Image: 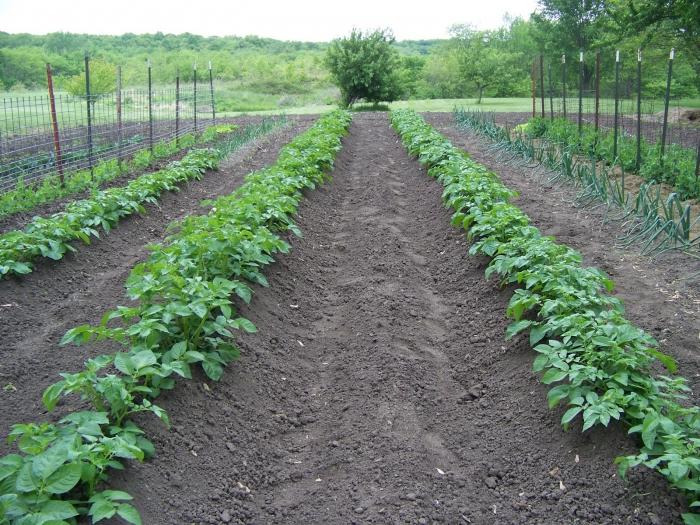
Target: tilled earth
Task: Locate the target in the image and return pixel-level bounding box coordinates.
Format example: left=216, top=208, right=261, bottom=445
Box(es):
left=1, top=112, right=694, bottom=524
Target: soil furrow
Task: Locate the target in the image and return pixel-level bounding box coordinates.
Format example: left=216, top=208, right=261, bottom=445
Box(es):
left=110, top=113, right=681, bottom=524
left=0, top=117, right=315, bottom=447
left=423, top=112, right=700, bottom=397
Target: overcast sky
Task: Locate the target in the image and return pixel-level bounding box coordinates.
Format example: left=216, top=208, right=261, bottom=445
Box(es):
left=0, top=0, right=539, bottom=41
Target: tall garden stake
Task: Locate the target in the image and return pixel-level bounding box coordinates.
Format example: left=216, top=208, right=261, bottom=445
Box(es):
left=578, top=51, right=583, bottom=135
left=561, top=54, right=567, bottom=119
left=193, top=62, right=198, bottom=134
left=147, top=59, right=153, bottom=156
left=116, top=65, right=123, bottom=166
left=84, top=52, right=94, bottom=180
left=613, top=50, right=620, bottom=160
left=209, top=61, right=215, bottom=124
left=660, top=48, right=674, bottom=161
left=636, top=49, right=642, bottom=171
left=46, top=63, right=64, bottom=186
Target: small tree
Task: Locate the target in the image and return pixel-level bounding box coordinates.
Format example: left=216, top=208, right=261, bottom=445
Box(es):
left=450, top=26, right=519, bottom=104
left=325, top=29, right=403, bottom=107
left=63, top=59, right=116, bottom=110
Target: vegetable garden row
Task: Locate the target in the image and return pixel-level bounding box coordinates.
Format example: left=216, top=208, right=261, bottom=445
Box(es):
left=1, top=109, right=698, bottom=524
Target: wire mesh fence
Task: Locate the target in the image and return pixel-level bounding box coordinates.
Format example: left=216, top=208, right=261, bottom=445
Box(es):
left=0, top=57, right=217, bottom=193
left=526, top=48, right=700, bottom=177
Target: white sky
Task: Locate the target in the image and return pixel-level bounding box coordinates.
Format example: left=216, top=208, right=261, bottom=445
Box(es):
left=0, top=0, right=539, bottom=41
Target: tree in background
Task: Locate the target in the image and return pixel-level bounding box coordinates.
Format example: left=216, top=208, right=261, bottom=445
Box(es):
left=449, top=26, right=521, bottom=103
left=62, top=60, right=116, bottom=111
left=324, top=29, right=404, bottom=107
left=606, top=0, right=700, bottom=80
left=533, top=0, right=606, bottom=52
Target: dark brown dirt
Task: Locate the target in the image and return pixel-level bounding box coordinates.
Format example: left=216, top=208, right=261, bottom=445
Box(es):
left=95, top=113, right=685, bottom=524
left=0, top=116, right=284, bottom=234
left=0, top=116, right=316, bottom=445
left=425, top=112, right=700, bottom=397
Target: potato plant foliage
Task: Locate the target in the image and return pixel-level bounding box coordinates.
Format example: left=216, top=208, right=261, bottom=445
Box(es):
left=0, top=110, right=352, bottom=524
left=0, top=119, right=282, bottom=279
left=390, top=109, right=700, bottom=524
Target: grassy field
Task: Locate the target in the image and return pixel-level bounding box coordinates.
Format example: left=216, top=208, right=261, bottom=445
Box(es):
left=219, top=96, right=700, bottom=116
left=3, top=82, right=699, bottom=130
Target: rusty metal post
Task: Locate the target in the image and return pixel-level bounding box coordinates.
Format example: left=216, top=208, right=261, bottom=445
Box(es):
left=562, top=54, right=567, bottom=119
left=594, top=51, right=600, bottom=132
left=539, top=54, right=545, bottom=118
left=84, top=52, right=94, bottom=179
left=116, top=65, right=123, bottom=165
left=208, top=60, right=215, bottom=124
left=46, top=63, right=64, bottom=186
left=175, top=69, right=180, bottom=147
left=660, top=48, right=674, bottom=159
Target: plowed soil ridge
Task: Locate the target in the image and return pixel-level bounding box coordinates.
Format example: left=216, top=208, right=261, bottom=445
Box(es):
left=106, top=113, right=683, bottom=524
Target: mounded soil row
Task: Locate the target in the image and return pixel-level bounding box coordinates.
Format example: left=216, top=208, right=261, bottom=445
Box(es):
left=424, top=112, right=700, bottom=396
left=0, top=115, right=316, bottom=445
left=96, top=112, right=687, bottom=524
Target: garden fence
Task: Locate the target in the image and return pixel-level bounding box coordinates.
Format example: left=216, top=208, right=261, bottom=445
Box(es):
left=0, top=55, right=217, bottom=193
left=525, top=48, right=700, bottom=179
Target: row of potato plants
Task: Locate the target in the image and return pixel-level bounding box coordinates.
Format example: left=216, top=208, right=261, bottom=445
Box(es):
left=0, top=110, right=353, bottom=524
left=0, top=123, right=238, bottom=220
left=390, top=108, right=700, bottom=524
left=0, top=118, right=284, bottom=279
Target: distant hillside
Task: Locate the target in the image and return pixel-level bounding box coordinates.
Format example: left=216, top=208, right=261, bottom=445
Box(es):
left=0, top=31, right=442, bottom=90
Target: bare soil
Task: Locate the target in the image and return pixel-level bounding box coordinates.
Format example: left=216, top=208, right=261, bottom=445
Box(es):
left=0, top=116, right=316, bottom=443
left=0, top=112, right=694, bottom=524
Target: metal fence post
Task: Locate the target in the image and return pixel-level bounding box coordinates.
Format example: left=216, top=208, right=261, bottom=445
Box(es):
left=147, top=59, right=153, bottom=156
left=46, top=63, right=64, bottom=186
left=531, top=59, right=536, bottom=119
left=578, top=51, right=583, bottom=134
left=193, top=62, right=198, bottom=134
left=613, top=50, right=620, bottom=159
left=116, top=65, right=123, bottom=166
left=539, top=54, right=545, bottom=118
left=594, top=51, right=600, bottom=132
left=548, top=61, right=554, bottom=120
left=208, top=61, right=215, bottom=124
left=175, top=69, right=180, bottom=147
left=636, top=49, right=642, bottom=170
left=561, top=54, right=567, bottom=119
left=695, top=138, right=700, bottom=184
left=84, top=51, right=94, bottom=179
left=660, top=48, right=674, bottom=159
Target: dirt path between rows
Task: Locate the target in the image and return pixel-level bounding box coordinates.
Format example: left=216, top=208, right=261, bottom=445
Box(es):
left=110, top=113, right=682, bottom=524
left=425, top=113, right=700, bottom=396
left=0, top=116, right=316, bottom=446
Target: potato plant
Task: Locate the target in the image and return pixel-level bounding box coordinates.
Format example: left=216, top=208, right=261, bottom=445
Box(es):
left=0, top=110, right=352, bottom=525
left=0, top=119, right=284, bottom=279
left=390, top=108, right=700, bottom=524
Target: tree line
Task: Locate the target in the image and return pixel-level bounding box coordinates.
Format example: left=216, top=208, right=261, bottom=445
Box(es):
left=1, top=0, right=698, bottom=105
